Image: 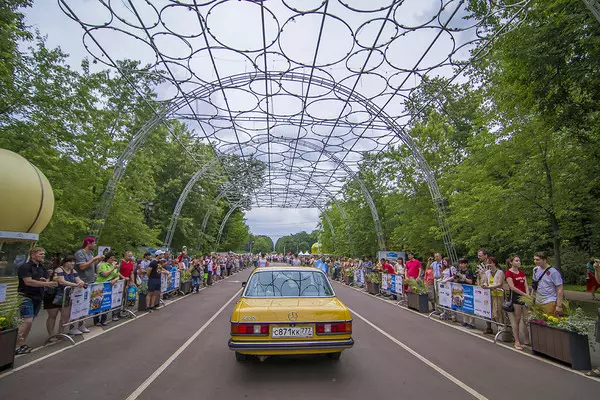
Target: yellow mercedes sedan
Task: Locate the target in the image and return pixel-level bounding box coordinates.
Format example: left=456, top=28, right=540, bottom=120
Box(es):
left=229, top=266, right=353, bottom=362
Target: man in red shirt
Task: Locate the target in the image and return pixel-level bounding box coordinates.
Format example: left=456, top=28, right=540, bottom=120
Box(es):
left=405, top=252, right=422, bottom=279
left=382, top=259, right=395, bottom=274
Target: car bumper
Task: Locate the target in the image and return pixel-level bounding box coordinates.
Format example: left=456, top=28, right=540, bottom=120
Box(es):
left=229, top=338, right=354, bottom=353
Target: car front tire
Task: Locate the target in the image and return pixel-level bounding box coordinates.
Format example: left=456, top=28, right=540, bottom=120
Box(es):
left=235, top=352, right=247, bottom=362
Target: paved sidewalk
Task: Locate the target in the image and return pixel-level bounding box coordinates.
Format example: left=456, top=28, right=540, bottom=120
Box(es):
left=565, top=290, right=600, bottom=304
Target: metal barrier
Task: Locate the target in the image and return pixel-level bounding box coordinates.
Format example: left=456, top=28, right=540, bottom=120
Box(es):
left=428, top=280, right=510, bottom=343
left=47, top=280, right=136, bottom=345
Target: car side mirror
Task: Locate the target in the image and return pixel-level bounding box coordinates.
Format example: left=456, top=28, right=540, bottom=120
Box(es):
left=241, top=281, right=247, bottom=288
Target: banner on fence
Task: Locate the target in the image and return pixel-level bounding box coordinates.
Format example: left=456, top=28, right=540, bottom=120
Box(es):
left=437, top=281, right=492, bottom=319
left=438, top=282, right=452, bottom=308
left=381, top=273, right=403, bottom=295
left=69, top=280, right=126, bottom=322
left=161, top=273, right=168, bottom=293
left=0, top=284, right=6, bottom=303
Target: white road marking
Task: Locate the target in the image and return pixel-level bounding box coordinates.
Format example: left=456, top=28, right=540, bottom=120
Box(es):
left=350, top=307, right=489, bottom=400
left=125, top=287, right=243, bottom=400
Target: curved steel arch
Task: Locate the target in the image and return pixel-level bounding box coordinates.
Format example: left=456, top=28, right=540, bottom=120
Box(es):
left=215, top=189, right=337, bottom=253
left=93, top=71, right=454, bottom=257
left=166, top=140, right=357, bottom=252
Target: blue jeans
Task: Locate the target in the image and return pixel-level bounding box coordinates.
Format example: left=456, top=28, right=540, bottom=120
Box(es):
left=20, top=297, right=42, bottom=319
left=191, top=276, right=201, bottom=290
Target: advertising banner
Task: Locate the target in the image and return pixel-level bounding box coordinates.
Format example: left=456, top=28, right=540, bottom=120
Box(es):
left=353, top=270, right=358, bottom=282
left=377, top=251, right=405, bottom=263
left=391, top=274, right=403, bottom=294
left=437, top=282, right=452, bottom=308
left=0, top=284, right=6, bottom=303
left=69, top=287, right=90, bottom=321
left=381, top=273, right=390, bottom=290
left=160, top=273, right=168, bottom=293
left=88, top=283, right=105, bottom=315
left=100, top=282, right=113, bottom=312
left=473, top=286, right=492, bottom=318
left=111, top=280, right=124, bottom=309
left=174, top=271, right=181, bottom=289
left=451, top=283, right=474, bottom=314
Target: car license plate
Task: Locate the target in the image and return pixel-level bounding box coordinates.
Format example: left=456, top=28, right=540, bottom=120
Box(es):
left=271, top=326, right=313, bottom=338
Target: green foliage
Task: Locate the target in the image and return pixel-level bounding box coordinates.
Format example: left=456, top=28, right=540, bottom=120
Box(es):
left=274, top=231, right=318, bottom=254
left=250, top=235, right=274, bottom=254
left=318, top=0, right=600, bottom=269
left=0, top=22, right=252, bottom=256
left=405, top=278, right=428, bottom=295
left=0, top=295, right=23, bottom=330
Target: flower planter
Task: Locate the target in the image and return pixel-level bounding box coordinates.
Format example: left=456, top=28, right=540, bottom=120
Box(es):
left=138, top=293, right=148, bottom=312
left=529, top=322, right=591, bottom=370
left=0, top=328, right=18, bottom=371
left=180, top=280, right=191, bottom=295
left=367, top=281, right=380, bottom=295
left=406, top=291, right=429, bottom=313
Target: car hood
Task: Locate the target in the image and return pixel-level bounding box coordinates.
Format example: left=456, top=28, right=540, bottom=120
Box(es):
left=232, top=297, right=351, bottom=323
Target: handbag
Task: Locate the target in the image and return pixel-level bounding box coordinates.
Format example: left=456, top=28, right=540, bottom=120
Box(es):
left=502, top=290, right=514, bottom=312
left=52, top=288, right=64, bottom=306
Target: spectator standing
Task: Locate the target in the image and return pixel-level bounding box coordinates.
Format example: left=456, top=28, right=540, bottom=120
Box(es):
left=43, top=261, right=63, bottom=337
left=395, top=258, right=405, bottom=276
left=476, top=248, right=490, bottom=287
left=452, top=258, right=476, bottom=329
left=94, top=252, right=121, bottom=325
left=424, top=262, right=435, bottom=309
left=585, top=258, right=600, bottom=300
left=15, top=247, right=58, bottom=354
left=190, top=260, right=203, bottom=293
left=405, top=252, right=422, bottom=280
left=430, top=252, right=443, bottom=280
left=382, top=259, right=395, bottom=275
left=177, top=246, right=191, bottom=269
left=505, top=255, right=530, bottom=350
left=481, top=257, right=505, bottom=334
left=53, top=256, right=86, bottom=336
left=137, top=252, right=152, bottom=285
left=146, top=251, right=165, bottom=311
left=532, top=252, right=564, bottom=316
left=440, top=258, right=456, bottom=321
left=74, top=237, right=103, bottom=333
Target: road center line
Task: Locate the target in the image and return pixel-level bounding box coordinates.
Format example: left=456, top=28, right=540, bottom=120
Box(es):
left=349, top=307, right=489, bottom=400
left=125, top=287, right=243, bottom=400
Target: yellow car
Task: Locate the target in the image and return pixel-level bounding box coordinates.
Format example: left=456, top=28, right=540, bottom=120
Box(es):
left=229, top=266, right=353, bottom=362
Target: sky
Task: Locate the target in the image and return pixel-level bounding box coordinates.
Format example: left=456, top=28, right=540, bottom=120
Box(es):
left=22, top=0, right=490, bottom=246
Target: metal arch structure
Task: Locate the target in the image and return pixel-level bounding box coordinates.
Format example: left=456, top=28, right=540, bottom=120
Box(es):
left=59, top=0, right=532, bottom=261
left=165, top=136, right=365, bottom=250
left=200, top=178, right=353, bottom=254
left=215, top=190, right=337, bottom=253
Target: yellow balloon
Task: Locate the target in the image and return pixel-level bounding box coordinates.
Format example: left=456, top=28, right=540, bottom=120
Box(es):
left=311, top=242, right=322, bottom=255
left=0, top=149, right=55, bottom=235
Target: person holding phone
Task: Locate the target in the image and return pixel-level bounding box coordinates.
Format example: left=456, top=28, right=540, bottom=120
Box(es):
left=74, top=237, right=103, bottom=333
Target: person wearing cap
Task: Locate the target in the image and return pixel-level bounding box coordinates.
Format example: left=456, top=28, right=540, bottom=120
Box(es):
left=74, top=237, right=103, bottom=333
left=177, top=246, right=190, bottom=269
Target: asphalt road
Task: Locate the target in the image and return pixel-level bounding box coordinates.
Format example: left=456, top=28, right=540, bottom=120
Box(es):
left=1, top=266, right=598, bottom=400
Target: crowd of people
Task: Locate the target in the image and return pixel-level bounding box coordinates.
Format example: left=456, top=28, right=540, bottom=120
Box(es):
left=297, top=249, right=567, bottom=352
left=14, top=238, right=254, bottom=355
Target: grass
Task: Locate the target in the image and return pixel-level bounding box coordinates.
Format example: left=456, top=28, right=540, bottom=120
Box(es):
left=563, top=284, right=587, bottom=293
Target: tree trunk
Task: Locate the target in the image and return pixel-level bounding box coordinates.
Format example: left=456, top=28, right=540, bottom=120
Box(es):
left=541, top=148, right=562, bottom=270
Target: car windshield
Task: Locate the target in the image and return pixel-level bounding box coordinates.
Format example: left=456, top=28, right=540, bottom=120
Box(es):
left=244, top=270, right=334, bottom=298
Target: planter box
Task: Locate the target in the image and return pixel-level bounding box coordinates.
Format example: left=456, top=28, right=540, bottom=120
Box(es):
left=180, top=280, right=191, bottom=295
left=367, top=281, right=380, bottom=295
left=138, top=293, right=148, bottom=312
left=529, top=322, right=591, bottom=370
left=0, top=328, right=18, bottom=371
left=406, top=291, right=429, bottom=313
left=343, top=276, right=354, bottom=285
